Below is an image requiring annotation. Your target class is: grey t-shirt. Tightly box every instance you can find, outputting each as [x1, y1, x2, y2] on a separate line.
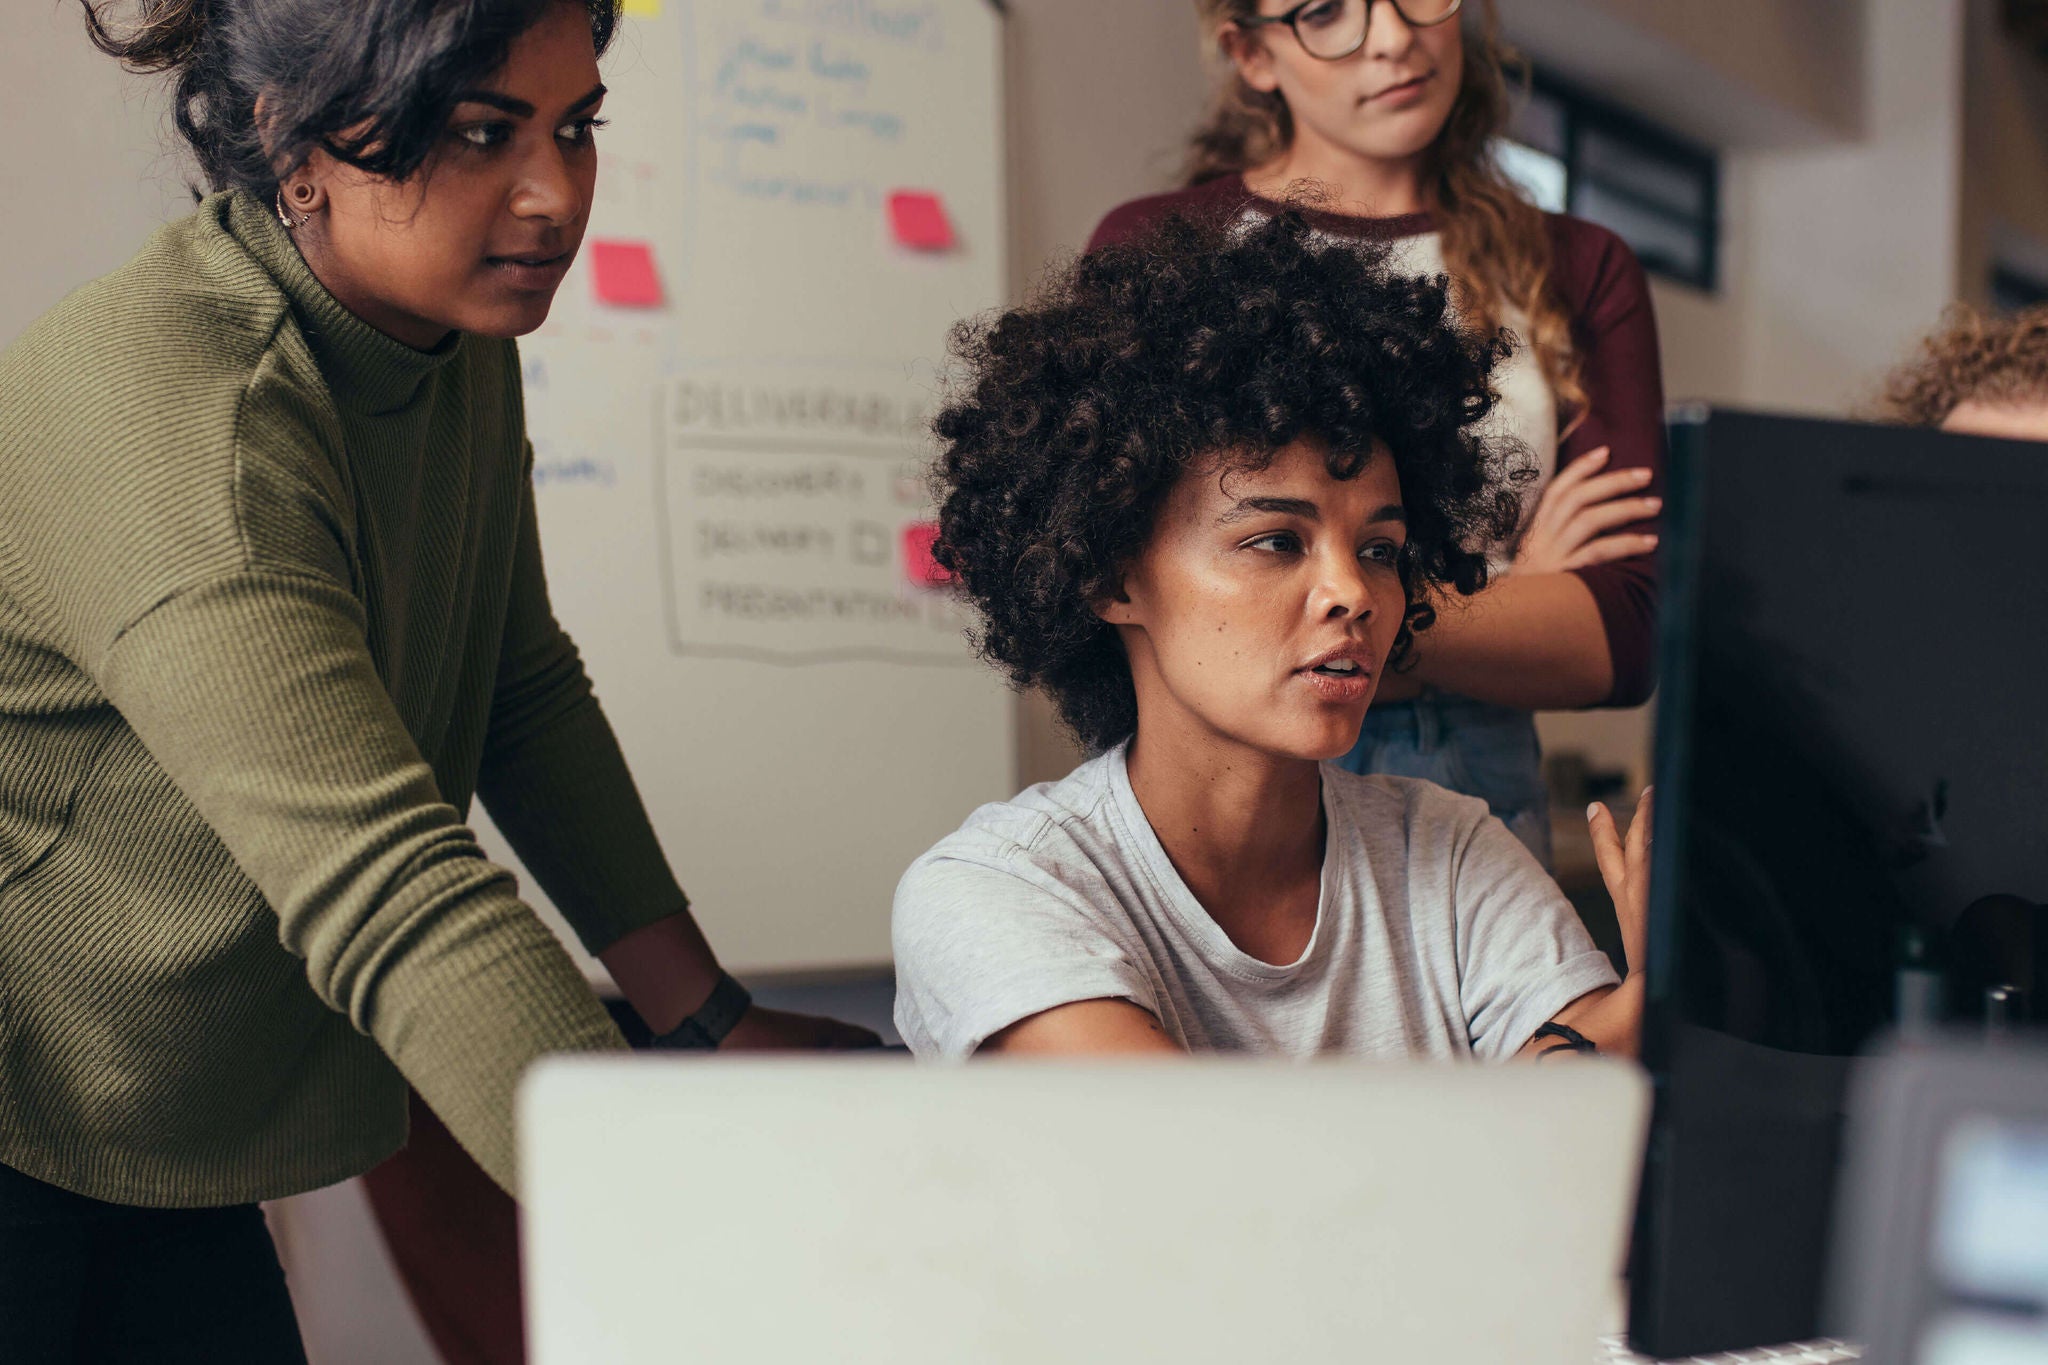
[892, 743, 1619, 1061]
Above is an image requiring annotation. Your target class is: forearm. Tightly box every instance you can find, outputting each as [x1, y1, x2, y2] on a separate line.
[1408, 571, 1615, 709]
[488, 482, 703, 959]
[483, 711, 724, 1034]
[483, 640, 736, 1036]
[597, 913, 724, 1034]
[354, 879, 628, 1191]
[477, 697, 694, 956]
[1518, 975, 1644, 1061]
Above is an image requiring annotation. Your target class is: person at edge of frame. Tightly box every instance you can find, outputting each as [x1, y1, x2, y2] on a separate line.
[0, 3, 875, 1361]
[1883, 301, 2048, 440]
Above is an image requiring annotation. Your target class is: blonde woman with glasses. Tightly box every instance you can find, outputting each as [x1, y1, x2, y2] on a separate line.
[1090, 0, 1668, 866]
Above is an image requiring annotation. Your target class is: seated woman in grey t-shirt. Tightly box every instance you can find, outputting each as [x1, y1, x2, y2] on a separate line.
[894, 210, 1650, 1061]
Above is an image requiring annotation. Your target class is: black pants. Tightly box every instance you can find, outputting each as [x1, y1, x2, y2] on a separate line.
[0, 1159, 307, 1364]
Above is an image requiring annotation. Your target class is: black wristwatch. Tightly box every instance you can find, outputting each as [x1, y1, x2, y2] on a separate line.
[648, 971, 754, 1051]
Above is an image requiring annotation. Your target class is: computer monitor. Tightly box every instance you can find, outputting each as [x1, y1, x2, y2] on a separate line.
[1829, 1036, 2048, 1364]
[1628, 409, 2048, 1359]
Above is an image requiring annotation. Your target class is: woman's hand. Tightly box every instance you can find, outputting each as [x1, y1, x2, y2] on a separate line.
[1513, 447, 1661, 576]
[1521, 788, 1653, 1062]
[721, 1006, 882, 1051]
[1588, 787, 1652, 978]
[1384, 449, 1652, 709]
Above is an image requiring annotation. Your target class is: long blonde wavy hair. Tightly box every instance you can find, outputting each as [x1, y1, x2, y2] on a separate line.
[1185, 0, 1587, 419]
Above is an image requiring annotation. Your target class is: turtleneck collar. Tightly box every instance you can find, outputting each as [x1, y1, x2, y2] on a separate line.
[223, 189, 463, 416]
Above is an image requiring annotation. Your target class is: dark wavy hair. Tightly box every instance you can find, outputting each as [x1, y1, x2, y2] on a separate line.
[932, 210, 1529, 753]
[79, 0, 620, 198]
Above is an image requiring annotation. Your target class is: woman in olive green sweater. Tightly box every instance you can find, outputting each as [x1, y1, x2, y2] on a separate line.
[0, 1, 872, 1357]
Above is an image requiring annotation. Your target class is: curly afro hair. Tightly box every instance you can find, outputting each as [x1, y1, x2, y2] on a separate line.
[931, 209, 1529, 753]
[1882, 302, 2048, 426]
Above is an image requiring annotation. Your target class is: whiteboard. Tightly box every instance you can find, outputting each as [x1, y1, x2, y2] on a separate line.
[475, 0, 1014, 975]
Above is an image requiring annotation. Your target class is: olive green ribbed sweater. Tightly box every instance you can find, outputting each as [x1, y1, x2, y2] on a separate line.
[0, 191, 686, 1207]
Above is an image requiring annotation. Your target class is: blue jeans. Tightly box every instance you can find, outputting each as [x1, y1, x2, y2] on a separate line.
[1336, 691, 1553, 868]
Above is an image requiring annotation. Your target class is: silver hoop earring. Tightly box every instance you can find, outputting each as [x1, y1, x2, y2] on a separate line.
[276, 187, 310, 231]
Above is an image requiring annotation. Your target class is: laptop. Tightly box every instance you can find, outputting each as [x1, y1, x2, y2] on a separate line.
[520, 1057, 1648, 1364]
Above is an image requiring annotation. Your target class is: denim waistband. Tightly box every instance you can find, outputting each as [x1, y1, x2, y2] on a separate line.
[1357, 690, 1533, 753]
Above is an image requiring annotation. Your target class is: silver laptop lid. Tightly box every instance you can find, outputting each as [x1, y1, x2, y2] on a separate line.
[520, 1057, 1647, 1365]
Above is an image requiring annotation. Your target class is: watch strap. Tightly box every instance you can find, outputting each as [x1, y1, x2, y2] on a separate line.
[648, 971, 753, 1051]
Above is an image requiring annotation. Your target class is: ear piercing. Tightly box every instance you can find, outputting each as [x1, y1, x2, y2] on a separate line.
[275, 181, 316, 230]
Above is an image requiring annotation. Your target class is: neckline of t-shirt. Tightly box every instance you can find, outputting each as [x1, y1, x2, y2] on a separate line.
[1225, 174, 1438, 243]
[1106, 742, 1339, 984]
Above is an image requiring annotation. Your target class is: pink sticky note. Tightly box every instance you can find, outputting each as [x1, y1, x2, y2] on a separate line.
[901, 522, 951, 587]
[588, 240, 664, 308]
[887, 191, 956, 252]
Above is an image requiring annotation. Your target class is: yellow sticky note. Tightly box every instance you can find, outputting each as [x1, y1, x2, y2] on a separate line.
[623, 0, 661, 16]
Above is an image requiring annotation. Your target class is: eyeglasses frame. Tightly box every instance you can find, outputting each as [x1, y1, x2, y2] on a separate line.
[1235, 0, 1465, 63]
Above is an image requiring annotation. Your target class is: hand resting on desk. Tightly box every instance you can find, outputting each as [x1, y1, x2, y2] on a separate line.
[723, 1006, 881, 1051]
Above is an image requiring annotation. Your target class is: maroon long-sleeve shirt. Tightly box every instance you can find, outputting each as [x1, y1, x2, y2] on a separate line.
[1087, 175, 1665, 707]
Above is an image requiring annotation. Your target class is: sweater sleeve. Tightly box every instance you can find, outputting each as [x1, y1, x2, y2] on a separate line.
[474, 456, 691, 956]
[6, 357, 626, 1195]
[94, 569, 624, 1195]
[1550, 216, 1667, 707]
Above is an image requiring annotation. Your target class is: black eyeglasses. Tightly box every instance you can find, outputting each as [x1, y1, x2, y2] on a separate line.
[1238, 0, 1463, 63]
